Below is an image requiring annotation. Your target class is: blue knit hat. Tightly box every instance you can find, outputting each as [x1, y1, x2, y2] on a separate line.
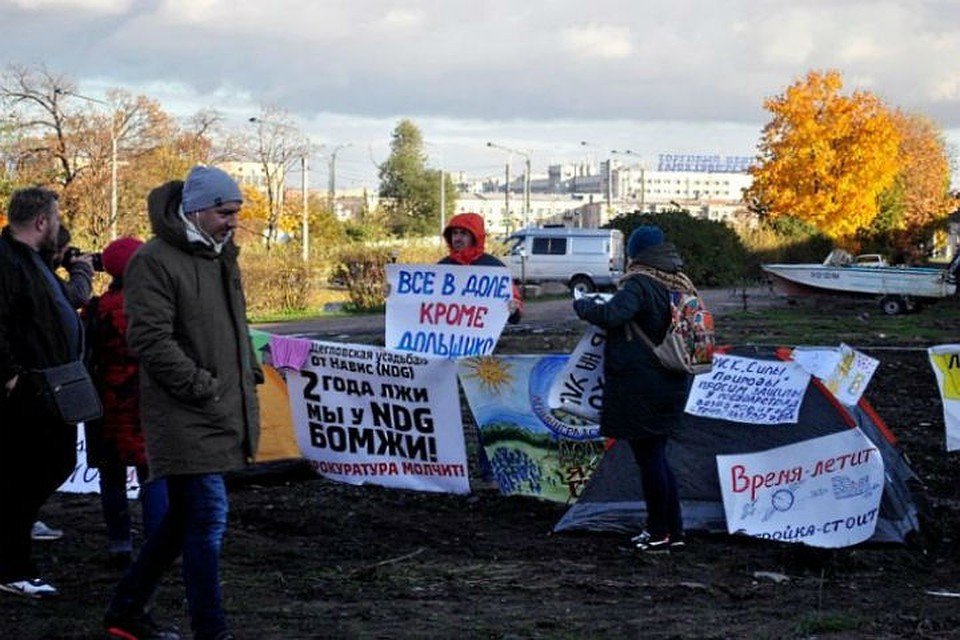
[627, 225, 664, 258]
[181, 165, 243, 213]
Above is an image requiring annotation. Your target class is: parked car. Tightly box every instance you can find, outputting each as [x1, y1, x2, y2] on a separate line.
[504, 226, 624, 294]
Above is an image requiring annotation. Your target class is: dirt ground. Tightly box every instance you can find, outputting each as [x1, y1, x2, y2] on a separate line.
[5, 297, 960, 639]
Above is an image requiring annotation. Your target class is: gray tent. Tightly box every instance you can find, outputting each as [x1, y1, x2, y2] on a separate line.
[553, 346, 922, 544]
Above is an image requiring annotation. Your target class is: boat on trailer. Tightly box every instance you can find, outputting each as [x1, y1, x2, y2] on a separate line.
[761, 249, 958, 315]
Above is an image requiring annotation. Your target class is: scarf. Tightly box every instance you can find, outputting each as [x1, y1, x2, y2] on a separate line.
[621, 263, 697, 294]
[446, 245, 484, 265]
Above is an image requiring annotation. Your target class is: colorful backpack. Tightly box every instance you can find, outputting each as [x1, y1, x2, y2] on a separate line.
[631, 278, 716, 375]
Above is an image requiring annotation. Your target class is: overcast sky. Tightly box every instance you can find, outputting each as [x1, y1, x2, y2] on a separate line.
[3, 0, 960, 189]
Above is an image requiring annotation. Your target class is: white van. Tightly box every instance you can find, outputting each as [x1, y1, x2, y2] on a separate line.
[504, 227, 625, 294]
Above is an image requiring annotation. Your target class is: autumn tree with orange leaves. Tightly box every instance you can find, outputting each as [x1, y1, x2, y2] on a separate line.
[868, 111, 955, 258]
[746, 70, 955, 251]
[0, 63, 228, 247]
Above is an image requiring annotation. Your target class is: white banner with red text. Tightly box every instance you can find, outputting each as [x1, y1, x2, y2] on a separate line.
[716, 428, 884, 548]
[385, 263, 512, 358]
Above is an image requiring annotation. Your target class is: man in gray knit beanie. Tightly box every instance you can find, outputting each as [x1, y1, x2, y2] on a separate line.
[177, 165, 244, 250]
[103, 163, 259, 640]
[181, 165, 243, 214]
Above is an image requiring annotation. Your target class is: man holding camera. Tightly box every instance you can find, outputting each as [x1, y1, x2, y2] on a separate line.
[47, 225, 97, 309]
[27, 226, 100, 547]
[0, 187, 82, 599]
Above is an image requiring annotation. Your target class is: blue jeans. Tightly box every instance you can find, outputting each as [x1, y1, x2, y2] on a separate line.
[628, 436, 683, 538]
[109, 473, 229, 640]
[99, 465, 168, 552]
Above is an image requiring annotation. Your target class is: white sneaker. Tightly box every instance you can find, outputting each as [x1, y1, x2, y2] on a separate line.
[31, 520, 63, 541]
[0, 577, 59, 599]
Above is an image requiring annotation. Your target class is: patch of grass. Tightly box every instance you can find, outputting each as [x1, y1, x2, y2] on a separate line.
[249, 305, 385, 323]
[793, 612, 864, 635]
[249, 309, 327, 323]
[248, 286, 354, 323]
[718, 299, 960, 346]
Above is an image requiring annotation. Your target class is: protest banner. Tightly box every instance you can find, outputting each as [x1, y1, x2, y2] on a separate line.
[928, 344, 960, 451]
[458, 354, 605, 502]
[792, 344, 879, 406]
[385, 263, 512, 358]
[286, 340, 470, 494]
[547, 326, 605, 422]
[716, 428, 884, 548]
[685, 353, 810, 424]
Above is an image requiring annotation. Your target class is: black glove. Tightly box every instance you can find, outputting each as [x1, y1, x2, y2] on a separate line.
[573, 298, 594, 319]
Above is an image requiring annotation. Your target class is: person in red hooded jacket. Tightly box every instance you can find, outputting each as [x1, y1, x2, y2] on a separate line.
[438, 212, 521, 486]
[438, 212, 522, 324]
[83, 237, 168, 568]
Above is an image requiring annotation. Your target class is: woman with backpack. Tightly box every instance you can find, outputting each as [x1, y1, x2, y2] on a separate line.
[572, 225, 691, 552]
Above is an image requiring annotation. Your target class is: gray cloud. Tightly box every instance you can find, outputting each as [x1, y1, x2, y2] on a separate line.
[3, 0, 960, 185]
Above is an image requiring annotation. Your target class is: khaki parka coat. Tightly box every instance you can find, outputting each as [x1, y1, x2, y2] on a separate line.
[124, 181, 262, 479]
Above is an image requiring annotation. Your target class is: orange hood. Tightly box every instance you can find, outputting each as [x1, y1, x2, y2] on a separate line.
[442, 212, 486, 265]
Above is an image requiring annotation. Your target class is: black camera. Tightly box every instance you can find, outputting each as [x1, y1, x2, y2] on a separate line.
[63, 247, 104, 272]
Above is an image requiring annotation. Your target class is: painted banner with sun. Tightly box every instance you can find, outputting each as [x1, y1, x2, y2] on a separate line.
[458, 355, 606, 503]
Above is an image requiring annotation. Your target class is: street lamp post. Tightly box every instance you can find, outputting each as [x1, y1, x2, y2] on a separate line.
[502, 155, 510, 230]
[56, 88, 118, 239]
[523, 153, 531, 227]
[486, 141, 531, 230]
[300, 153, 309, 262]
[327, 143, 352, 216]
[439, 166, 446, 236]
[110, 133, 117, 239]
[605, 158, 612, 209]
